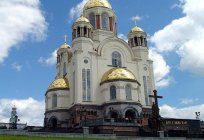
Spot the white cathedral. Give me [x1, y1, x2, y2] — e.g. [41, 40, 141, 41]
[44, 0, 155, 131]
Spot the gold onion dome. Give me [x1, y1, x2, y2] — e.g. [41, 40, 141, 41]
[84, 0, 112, 10]
[101, 68, 137, 84]
[130, 26, 144, 33]
[75, 16, 90, 24]
[59, 43, 70, 49]
[48, 78, 69, 90]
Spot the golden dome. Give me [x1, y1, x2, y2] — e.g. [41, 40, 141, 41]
[84, 0, 112, 10]
[59, 43, 70, 49]
[48, 78, 69, 90]
[75, 16, 90, 24]
[101, 68, 137, 84]
[130, 26, 144, 33]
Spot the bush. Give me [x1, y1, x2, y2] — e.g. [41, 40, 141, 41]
[0, 125, 7, 129]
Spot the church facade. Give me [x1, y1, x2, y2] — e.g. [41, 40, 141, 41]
[44, 0, 155, 131]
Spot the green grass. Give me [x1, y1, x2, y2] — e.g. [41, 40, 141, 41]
[0, 135, 113, 140]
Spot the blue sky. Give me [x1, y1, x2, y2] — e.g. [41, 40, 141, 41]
[0, 0, 204, 125]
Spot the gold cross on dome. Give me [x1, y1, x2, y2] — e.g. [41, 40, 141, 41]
[64, 34, 68, 43]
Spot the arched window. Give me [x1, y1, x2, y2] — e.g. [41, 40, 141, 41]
[125, 84, 132, 100]
[110, 85, 116, 100]
[63, 62, 66, 75]
[89, 13, 95, 29]
[112, 51, 122, 67]
[52, 94, 57, 108]
[102, 13, 109, 30]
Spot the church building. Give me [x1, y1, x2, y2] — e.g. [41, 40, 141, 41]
[44, 0, 155, 133]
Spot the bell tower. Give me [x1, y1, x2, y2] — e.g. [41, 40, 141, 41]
[82, 0, 117, 41]
[128, 20, 155, 107]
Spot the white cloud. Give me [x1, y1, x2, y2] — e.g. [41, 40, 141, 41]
[149, 49, 171, 88]
[118, 33, 128, 42]
[179, 98, 198, 105]
[151, 0, 204, 76]
[0, 0, 47, 63]
[38, 50, 57, 66]
[160, 104, 204, 121]
[69, 0, 89, 20]
[11, 63, 22, 72]
[0, 98, 44, 126]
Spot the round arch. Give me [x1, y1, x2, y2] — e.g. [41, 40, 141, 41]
[49, 117, 58, 129]
[97, 38, 135, 61]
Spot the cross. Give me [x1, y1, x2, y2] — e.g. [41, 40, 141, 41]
[149, 90, 163, 131]
[64, 34, 68, 43]
[149, 90, 163, 109]
[131, 17, 138, 27]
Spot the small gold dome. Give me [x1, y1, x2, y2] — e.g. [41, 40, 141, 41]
[130, 26, 144, 33]
[59, 43, 70, 49]
[75, 16, 90, 24]
[84, 0, 112, 10]
[48, 78, 69, 90]
[101, 68, 137, 84]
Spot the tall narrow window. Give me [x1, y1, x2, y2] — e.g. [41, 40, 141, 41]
[52, 94, 57, 108]
[63, 62, 66, 75]
[147, 76, 152, 103]
[110, 85, 116, 100]
[125, 84, 132, 100]
[143, 76, 149, 106]
[73, 71, 75, 103]
[89, 13, 95, 29]
[102, 13, 109, 30]
[84, 26, 87, 37]
[77, 27, 80, 37]
[82, 69, 91, 101]
[112, 51, 121, 67]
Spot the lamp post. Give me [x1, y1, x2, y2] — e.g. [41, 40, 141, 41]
[195, 112, 200, 120]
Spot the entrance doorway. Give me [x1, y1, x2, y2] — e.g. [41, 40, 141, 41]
[125, 110, 136, 122]
[51, 118, 57, 129]
[110, 111, 118, 121]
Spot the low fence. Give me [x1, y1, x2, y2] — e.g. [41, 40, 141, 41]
[0, 130, 204, 140]
[0, 130, 116, 139]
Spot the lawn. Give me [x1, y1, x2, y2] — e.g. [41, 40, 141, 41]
[0, 135, 114, 140]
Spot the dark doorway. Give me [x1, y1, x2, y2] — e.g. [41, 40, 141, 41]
[51, 118, 57, 129]
[125, 110, 136, 121]
[110, 111, 118, 120]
